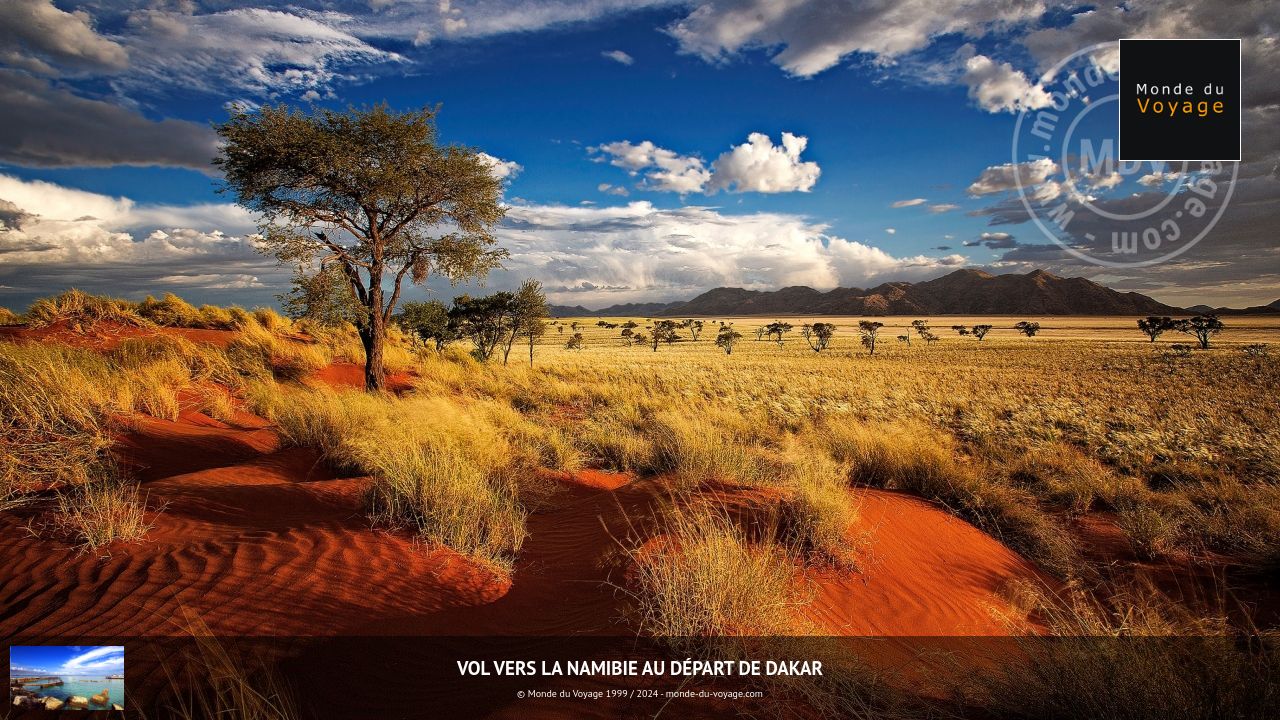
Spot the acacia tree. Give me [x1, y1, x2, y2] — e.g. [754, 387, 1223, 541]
[397, 299, 454, 350]
[515, 281, 549, 366]
[1176, 314, 1224, 349]
[217, 104, 507, 391]
[764, 321, 793, 346]
[800, 322, 836, 352]
[1137, 316, 1174, 342]
[1014, 321, 1041, 337]
[858, 320, 883, 355]
[911, 319, 930, 341]
[650, 320, 679, 351]
[501, 280, 548, 366]
[449, 293, 515, 361]
[972, 324, 993, 341]
[715, 325, 742, 355]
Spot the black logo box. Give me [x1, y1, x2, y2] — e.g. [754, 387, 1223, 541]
[1119, 38, 1241, 162]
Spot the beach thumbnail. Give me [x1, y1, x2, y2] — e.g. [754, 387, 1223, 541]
[10, 646, 125, 711]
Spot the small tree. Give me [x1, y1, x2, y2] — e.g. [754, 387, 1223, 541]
[650, 320, 679, 351]
[397, 299, 454, 350]
[1137, 316, 1175, 342]
[631, 331, 649, 347]
[503, 279, 548, 366]
[565, 332, 584, 350]
[858, 320, 883, 355]
[972, 324, 993, 341]
[688, 320, 704, 341]
[715, 325, 743, 355]
[764, 321, 793, 347]
[449, 292, 514, 362]
[911, 319, 930, 341]
[952, 324, 970, 336]
[800, 322, 836, 352]
[923, 331, 939, 345]
[1175, 314, 1224, 349]
[1014, 321, 1041, 337]
[216, 104, 506, 391]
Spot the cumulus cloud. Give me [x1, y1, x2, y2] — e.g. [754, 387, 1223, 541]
[591, 140, 711, 194]
[666, 0, 1046, 78]
[0, 0, 128, 75]
[891, 198, 927, 208]
[593, 132, 819, 194]
[0, 174, 275, 307]
[709, 132, 820, 193]
[477, 152, 522, 181]
[601, 49, 634, 65]
[978, 231, 1016, 248]
[960, 51, 1053, 113]
[494, 201, 968, 305]
[0, 70, 219, 170]
[597, 183, 629, 196]
[967, 158, 1059, 196]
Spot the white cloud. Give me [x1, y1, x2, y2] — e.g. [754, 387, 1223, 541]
[885, 228, 896, 234]
[118, 7, 403, 98]
[597, 183, 629, 196]
[601, 49, 634, 65]
[591, 140, 711, 194]
[477, 152, 522, 181]
[0, 174, 273, 304]
[960, 52, 1053, 114]
[496, 201, 966, 305]
[59, 646, 125, 675]
[709, 132, 820, 193]
[0, 0, 128, 75]
[594, 132, 820, 195]
[967, 158, 1059, 196]
[891, 198, 927, 208]
[666, 0, 1046, 78]
[928, 203, 960, 213]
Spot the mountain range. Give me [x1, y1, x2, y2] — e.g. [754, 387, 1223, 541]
[549, 269, 1240, 317]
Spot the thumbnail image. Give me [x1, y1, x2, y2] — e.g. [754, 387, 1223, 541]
[9, 646, 125, 712]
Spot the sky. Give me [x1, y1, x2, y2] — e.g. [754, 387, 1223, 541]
[0, 1, 1277, 310]
[9, 646, 125, 677]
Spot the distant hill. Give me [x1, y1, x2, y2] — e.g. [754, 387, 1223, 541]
[549, 300, 684, 318]
[553, 270, 1186, 317]
[1189, 298, 1280, 316]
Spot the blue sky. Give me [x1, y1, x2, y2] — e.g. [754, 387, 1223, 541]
[9, 646, 125, 677]
[0, 1, 1277, 310]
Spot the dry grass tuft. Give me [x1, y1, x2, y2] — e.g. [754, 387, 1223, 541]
[49, 474, 155, 553]
[26, 289, 150, 330]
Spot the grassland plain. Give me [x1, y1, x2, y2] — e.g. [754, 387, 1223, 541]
[2, 294, 1277, 717]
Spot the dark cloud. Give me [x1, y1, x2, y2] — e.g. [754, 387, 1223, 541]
[0, 70, 219, 170]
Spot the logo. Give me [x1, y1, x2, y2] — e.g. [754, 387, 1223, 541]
[1011, 42, 1238, 268]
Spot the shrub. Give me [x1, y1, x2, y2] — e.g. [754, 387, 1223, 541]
[137, 293, 204, 328]
[50, 474, 154, 553]
[627, 507, 808, 637]
[0, 342, 112, 494]
[25, 289, 148, 329]
[0, 307, 20, 326]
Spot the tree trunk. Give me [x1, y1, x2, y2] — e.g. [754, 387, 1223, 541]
[363, 287, 386, 392]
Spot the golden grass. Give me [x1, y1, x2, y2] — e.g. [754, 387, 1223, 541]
[253, 385, 531, 571]
[49, 474, 154, 553]
[0, 307, 20, 326]
[26, 288, 151, 329]
[627, 506, 810, 637]
[963, 579, 1280, 720]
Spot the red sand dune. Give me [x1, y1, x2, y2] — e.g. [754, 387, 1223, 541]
[0, 326, 1064, 716]
[310, 361, 416, 394]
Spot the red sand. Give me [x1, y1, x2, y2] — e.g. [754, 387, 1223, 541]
[0, 326, 1071, 716]
[310, 361, 416, 394]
